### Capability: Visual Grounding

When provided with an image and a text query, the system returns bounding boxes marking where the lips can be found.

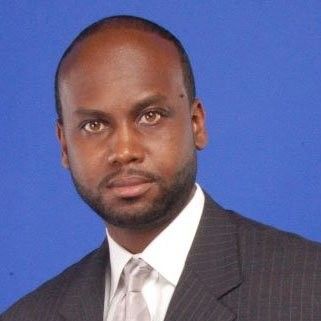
[106,176,154,198]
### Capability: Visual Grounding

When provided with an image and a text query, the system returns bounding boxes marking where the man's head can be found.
[56,15,207,233]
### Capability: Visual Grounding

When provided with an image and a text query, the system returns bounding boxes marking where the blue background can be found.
[1,1,320,311]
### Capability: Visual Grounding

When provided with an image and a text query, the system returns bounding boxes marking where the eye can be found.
[139,110,162,125]
[82,120,107,133]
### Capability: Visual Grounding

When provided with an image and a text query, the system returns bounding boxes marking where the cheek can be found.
[66,137,107,183]
[145,123,195,173]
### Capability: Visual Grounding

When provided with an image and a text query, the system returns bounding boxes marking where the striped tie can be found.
[113,258,152,321]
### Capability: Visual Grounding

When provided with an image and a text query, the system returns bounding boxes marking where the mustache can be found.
[98,168,160,188]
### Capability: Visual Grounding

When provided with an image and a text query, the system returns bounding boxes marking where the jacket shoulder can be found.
[209,202,321,317]
[1,245,106,321]
[229,209,321,253]
[229,209,321,302]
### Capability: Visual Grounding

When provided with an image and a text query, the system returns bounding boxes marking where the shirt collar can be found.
[106,184,205,300]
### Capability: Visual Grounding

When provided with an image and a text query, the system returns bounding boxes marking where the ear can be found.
[191,99,208,150]
[56,121,70,169]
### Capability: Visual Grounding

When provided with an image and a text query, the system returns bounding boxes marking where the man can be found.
[1,15,321,321]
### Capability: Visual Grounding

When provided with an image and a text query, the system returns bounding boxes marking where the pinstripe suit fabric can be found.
[1,194,321,321]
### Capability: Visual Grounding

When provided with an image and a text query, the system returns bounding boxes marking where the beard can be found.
[70,153,197,230]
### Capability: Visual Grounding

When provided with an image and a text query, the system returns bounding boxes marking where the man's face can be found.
[57,28,207,230]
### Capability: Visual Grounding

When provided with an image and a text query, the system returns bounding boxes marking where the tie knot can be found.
[123,258,152,292]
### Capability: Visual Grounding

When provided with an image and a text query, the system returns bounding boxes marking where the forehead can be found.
[58,28,187,113]
[60,27,184,87]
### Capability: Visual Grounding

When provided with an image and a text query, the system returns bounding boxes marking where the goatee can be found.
[70,154,197,230]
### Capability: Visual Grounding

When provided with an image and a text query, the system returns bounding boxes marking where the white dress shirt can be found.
[104,184,205,321]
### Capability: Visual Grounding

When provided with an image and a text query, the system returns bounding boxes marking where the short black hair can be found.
[54,15,196,122]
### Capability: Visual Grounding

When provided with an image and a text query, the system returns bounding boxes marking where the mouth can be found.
[106,176,155,199]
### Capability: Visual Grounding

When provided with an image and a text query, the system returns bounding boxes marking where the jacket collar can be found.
[164,194,242,321]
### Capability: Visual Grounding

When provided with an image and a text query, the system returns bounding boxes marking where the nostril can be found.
[107,143,144,166]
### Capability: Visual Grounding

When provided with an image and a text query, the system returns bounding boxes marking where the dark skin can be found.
[57,27,207,253]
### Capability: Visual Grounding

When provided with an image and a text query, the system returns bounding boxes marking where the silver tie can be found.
[113,258,152,321]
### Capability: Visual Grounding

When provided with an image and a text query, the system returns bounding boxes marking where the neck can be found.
[107,223,169,253]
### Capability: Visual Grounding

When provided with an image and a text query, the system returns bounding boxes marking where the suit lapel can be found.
[164,194,242,321]
[59,241,109,321]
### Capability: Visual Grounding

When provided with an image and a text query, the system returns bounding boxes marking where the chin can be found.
[98,200,173,230]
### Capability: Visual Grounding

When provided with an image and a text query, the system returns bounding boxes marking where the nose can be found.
[107,123,144,166]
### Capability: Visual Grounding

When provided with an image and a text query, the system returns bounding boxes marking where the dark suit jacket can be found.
[2,194,321,321]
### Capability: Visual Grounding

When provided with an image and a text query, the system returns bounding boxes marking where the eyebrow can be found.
[132,94,168,113]
[74,108,108,118]
[73,94,169,118]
